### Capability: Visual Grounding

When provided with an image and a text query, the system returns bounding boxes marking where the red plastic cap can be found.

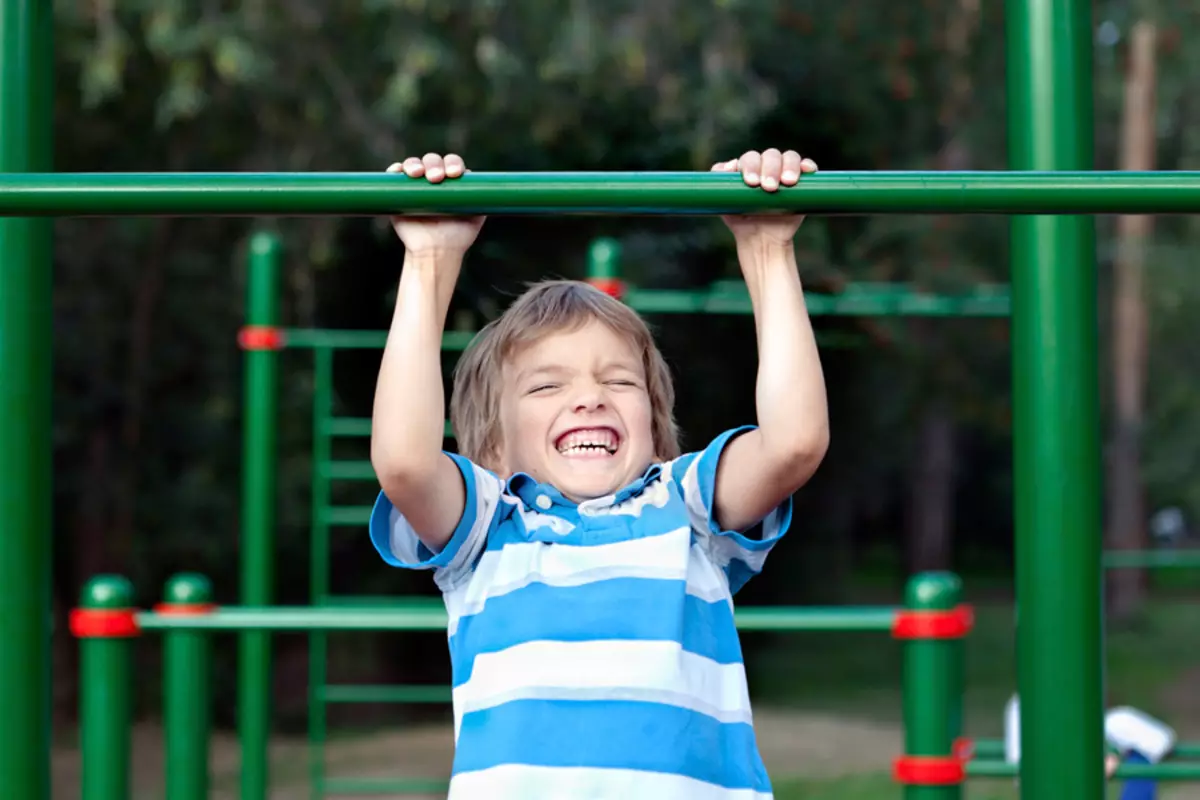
[238,325,283,350]
[891,604,974,639]
[69,608,140,638]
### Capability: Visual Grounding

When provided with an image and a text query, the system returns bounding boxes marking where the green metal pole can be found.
[586,237,622,296]
[162,573,214,800]
[240,231,281,800]
[75,576,137,800]
[0,2,53,798]
[898,573,963,800]
[1006,2,1103,799]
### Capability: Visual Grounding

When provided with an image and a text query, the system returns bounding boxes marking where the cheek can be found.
[621,393,656,441]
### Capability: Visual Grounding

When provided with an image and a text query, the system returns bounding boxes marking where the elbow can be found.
[370,442,437,493]
[769,425,829,490]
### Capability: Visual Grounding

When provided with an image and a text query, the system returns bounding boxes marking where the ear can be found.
[481,440,510,478]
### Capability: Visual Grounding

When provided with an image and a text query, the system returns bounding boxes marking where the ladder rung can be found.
[321,683,451,704]
[318,460,377,480]
[319,506,373,525]
[321,418,455,438]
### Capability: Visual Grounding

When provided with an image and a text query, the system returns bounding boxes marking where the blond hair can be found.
[450,280,680,471]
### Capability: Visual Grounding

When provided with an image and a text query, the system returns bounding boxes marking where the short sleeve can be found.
[675,425,793,595]
[368,452,503,590]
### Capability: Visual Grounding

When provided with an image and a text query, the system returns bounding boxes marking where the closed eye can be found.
[527,383,559,394]
[606,380,639,387]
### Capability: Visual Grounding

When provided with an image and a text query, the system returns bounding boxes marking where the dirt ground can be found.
[51,708,905,799]
[50,688,1200,799]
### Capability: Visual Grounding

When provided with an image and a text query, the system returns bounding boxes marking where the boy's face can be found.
[496,319,657,502]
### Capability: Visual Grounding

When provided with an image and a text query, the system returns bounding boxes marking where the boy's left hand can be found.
[713,148,817,246]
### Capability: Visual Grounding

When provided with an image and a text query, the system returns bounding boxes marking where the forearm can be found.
[370,251,461,477]
[740,240,830,469]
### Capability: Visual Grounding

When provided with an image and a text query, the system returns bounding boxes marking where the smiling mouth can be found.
[555,426,620,457]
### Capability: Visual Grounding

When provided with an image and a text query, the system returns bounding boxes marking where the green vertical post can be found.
[240,231,282,800]
[75,576,137,800]
[1006,1,1103,798]
[0,2,53,798]
[586,237,623,296]
[897,572,964,800]
[162,573,214,800]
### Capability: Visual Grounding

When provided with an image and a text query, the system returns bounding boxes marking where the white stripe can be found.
[444,527,730,634]
[681,456,780,576]
[452,640,753,726]
[385,461,502,591]
[448,764,774,800]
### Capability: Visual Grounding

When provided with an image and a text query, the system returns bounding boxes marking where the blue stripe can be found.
[449,579,743,685]
[453,698,771,792]
[368,452,482,569]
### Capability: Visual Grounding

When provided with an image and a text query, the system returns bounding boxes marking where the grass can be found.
[745,596,1200,735]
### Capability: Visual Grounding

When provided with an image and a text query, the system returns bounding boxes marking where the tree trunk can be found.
[1107,20,1156,621]
[901,0,978,576]
[906,401,957,573]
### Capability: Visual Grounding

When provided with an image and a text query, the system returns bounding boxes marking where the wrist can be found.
[404,249,466,270]
[736,238,798,281]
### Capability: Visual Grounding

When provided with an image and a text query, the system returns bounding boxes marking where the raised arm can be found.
[370,153,485,552]
[710,149,830,533]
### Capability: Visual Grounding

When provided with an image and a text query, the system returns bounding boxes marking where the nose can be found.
[571,380,607,413]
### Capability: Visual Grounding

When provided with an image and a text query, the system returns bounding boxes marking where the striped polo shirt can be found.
[369,425,792,799]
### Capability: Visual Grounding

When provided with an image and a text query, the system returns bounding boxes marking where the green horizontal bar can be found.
[971,738,1200,760]
[133,605,898,632]
[321,417,453,439]
[1102,550,1200,569]
[317,506,373,526]
[967,759,1200,780]
[625,285,1010,317]
[320,684,451,704]
[137,606,449,631]
[281,328,474,350]
[733,605,896,631]
[5,171,1200,216]
[320,777,449,795]
[318,461,376,481]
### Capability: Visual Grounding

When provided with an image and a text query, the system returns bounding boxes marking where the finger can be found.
[421,152,446,182]
[781,150,804,185]
[739,151,762,186]
[800,157,818,174]
[760,148,783,191]
[710,159,739,172]
[386,162,404,174]
[402,156,424,178]
[444,153,466,178]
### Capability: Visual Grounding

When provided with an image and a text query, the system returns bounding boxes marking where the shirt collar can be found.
[505,462,664,511]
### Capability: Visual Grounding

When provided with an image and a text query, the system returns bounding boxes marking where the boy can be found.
[369,150,827,799]
[1005,694,1174,799]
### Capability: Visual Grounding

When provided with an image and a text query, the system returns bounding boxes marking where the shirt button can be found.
[535,495,552,510]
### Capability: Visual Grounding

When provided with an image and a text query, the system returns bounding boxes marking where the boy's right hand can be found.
[387,153,485,258]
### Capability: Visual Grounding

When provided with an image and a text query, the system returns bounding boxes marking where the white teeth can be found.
[556,427,619,455]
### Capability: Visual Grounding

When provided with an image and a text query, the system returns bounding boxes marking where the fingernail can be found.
[762,176,777,190]
[781,170,797,183]
[745,171,759,183]
[428,168,444,180]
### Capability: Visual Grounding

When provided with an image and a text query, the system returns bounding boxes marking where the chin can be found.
[559,479,621,502]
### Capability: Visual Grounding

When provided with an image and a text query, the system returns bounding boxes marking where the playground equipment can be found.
[72,571,975,799]
[239,233,1014,796]
[237,231,1196,796]
[3,0,1200,798]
